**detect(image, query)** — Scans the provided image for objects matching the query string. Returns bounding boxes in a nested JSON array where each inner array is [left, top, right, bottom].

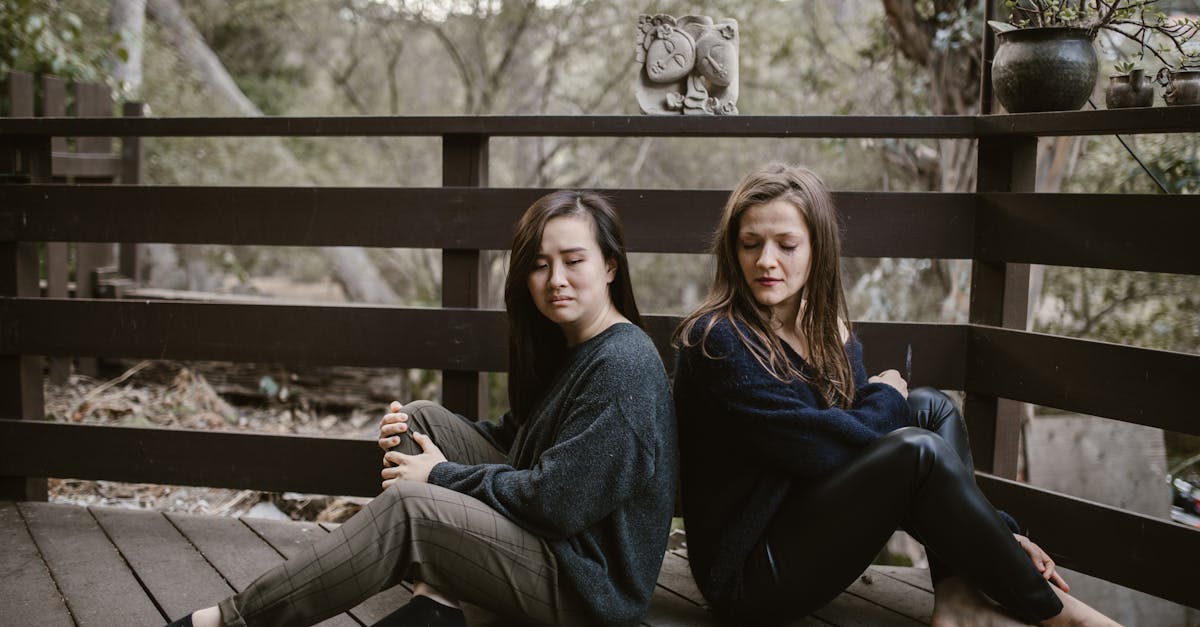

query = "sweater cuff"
[[425, 460, 462, 488]]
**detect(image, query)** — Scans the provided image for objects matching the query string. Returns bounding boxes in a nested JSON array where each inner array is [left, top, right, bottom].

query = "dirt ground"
[[43, 359, 394, 522]]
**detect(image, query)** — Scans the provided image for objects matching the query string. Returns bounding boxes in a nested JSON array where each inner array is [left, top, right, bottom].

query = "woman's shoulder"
[[590, 322, 667, 373], [679, 313, 757, 362]]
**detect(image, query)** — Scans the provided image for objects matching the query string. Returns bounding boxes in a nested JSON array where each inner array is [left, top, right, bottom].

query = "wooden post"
[[119, 101, 145, 282], [441, 134, 489, 419], [0, 134, 51, 501], [42, 75, 70, 383], [72, 81, 115, 377], [966, 135, 1036, 478]]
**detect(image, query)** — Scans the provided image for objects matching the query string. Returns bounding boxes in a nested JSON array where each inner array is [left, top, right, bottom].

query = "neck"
[[563, 303, 624, 347]]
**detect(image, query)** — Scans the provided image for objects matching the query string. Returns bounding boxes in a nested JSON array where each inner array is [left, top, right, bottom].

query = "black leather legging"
[[730, 388, 1063, 625]]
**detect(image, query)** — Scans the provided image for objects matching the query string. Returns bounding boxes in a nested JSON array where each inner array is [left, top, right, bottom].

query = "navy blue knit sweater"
[[673, 315, 910, 607]]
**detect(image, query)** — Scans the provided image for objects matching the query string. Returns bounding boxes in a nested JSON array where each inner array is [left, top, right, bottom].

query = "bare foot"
[[932, 577, 1031, 627], [1039, 586, 1122, 627]]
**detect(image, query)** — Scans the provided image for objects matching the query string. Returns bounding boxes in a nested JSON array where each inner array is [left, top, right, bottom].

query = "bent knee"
[[880, 427, 958, 472], [907, 387, 954, 414]]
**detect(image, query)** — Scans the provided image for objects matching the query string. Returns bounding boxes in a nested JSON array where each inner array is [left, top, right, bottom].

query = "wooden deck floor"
[[1, 501, 934, 626]]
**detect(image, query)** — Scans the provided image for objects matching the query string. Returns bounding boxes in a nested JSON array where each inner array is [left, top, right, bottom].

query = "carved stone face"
[[695, 34, 735, 87], [645, 27, 696, 83]]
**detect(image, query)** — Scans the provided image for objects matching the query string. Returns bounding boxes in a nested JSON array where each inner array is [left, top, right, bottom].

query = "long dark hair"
[[674, 163, 854, 409], [504, 190, 642, 424]]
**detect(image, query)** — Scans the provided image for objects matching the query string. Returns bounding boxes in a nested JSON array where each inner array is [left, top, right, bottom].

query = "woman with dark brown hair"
[[673, 163, 1116, 626], [170, 190, 678, 627]]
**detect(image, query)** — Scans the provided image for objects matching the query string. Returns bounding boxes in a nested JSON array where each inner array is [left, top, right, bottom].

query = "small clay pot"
[[992, 27, 1098, 113], [1162, 70, 1200, 106], [1105, 69, 1154, 108]]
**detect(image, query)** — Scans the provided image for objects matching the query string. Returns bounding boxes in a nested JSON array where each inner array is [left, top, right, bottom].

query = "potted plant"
[[988, 0, 1198, 112], [1106, 60, 1154, 108]]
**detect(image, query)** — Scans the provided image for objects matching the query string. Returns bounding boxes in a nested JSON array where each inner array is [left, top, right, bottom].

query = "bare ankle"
[[192, 606, 223, 627], [412, 580, 461, 609]]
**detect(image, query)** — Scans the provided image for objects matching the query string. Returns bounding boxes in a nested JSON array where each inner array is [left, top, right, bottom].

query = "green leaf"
[[988, 20, 1018, 33]]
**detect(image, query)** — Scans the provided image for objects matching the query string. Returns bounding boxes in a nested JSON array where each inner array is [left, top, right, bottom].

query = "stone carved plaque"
[[635, 14, 739, 115]]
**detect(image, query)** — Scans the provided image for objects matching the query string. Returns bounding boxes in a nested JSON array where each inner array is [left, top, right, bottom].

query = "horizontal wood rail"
[[1, 106, 1197, 138], [5, 186, 1196, 274], [976, 193, 1200, 275], [0, 186, 974, 258], [966, 326, 1200, 436], [0, 297, 969, 390], [978, 474, 1198, 609], [0, 419, 381, 497]]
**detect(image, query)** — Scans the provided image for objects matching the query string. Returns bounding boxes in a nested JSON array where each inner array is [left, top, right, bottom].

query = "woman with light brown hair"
[[673, 163, 1117, 626]]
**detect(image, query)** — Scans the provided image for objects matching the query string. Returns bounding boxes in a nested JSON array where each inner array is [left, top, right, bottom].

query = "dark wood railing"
[[1, 99, 1198, 608]]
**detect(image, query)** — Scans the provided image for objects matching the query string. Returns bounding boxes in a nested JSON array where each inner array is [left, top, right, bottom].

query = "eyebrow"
[[536, 246, 588, 257]]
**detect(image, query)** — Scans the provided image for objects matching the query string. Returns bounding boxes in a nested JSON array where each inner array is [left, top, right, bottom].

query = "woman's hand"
[[1014, 534, 1069, 592], [869, 369, 909, 399], [381, 432, 447, 489], [378, 401, 410, 467]]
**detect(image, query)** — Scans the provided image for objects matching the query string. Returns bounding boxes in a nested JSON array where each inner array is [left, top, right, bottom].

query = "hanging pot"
[[992, 27, 1098, 113], [1160, 69, 1200, 106], [1105, 69, 1154, 109]]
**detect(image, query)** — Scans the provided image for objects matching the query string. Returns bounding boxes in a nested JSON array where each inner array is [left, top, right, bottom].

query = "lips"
[[756, 278, 782, 286]]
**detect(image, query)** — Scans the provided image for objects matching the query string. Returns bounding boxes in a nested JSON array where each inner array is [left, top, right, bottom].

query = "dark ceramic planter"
[[992, 27, 1098, 113], [1162, 70, 1200, 106], [1105, 69, 1154, 109]]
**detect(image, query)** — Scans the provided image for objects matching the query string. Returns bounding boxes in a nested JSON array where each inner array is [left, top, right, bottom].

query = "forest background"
[[2, 0, 1198, 532]]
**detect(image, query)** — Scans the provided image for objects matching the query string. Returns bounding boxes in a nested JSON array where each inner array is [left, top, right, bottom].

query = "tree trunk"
[[145, 0, 400, 304], [110, 0, 147, 97]]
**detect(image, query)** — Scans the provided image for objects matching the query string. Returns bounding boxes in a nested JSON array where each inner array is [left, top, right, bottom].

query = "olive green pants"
[[218, 401, 592, 626]]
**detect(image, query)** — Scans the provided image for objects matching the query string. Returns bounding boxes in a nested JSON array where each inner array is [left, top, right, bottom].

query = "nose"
[[756, 244, 778, 270], [548, 261, 568, 287]]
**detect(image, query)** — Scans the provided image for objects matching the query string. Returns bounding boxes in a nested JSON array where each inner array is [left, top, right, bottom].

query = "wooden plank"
[[847, 569, 933, 624], [967, 326, 1199, 435], [167, 511, 293, 590], [643, 585, 725, 627], [976, 193, 1200, 275], [871, 566, 934, 594], [0, 298, 969, 388], [655, 551, 707, 607], [40, 75, 68, 153], [90, 506, 233, 621], [17, 502, 163, 625], [0, 420, 381, 497], [239, 517, 364, 627], [0, 501, 73, 626], [5, 71, 34, 117], [976, 104, 1200, 137], [811, 590, 927, 627], [74, 81, 112, 155], [978, 473, 1200, 609], [51, 153, 121, 177], [0, 186, 975, 259], [441, 133, 488, 419], [0, 114, 983, 138]]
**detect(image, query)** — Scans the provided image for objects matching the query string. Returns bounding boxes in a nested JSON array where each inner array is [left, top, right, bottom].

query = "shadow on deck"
[[2, 501, 934, 626]]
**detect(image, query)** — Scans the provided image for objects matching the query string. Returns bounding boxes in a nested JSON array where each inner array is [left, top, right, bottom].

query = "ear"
[[606, 258, 617, 283]]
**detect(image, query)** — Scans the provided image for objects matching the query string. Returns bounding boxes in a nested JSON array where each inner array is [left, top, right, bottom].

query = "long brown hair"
[[674, 163, 854, 408], [504, 190, 642, 424]]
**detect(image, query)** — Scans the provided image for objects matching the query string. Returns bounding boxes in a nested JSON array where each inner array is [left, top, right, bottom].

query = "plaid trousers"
[[218, 401, 592, 627]]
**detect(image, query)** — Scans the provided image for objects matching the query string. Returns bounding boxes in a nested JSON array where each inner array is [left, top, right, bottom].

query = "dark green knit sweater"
[[428, 323, 678, 626]]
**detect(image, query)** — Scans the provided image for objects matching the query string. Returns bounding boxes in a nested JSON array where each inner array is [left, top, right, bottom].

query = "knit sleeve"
[[467, 411, 519, 453], [680, 320, 910, 479], [427, 352, 666, 540]]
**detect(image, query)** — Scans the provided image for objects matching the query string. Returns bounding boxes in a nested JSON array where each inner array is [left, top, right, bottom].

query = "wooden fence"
[[0, 82, 1197, 608]]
